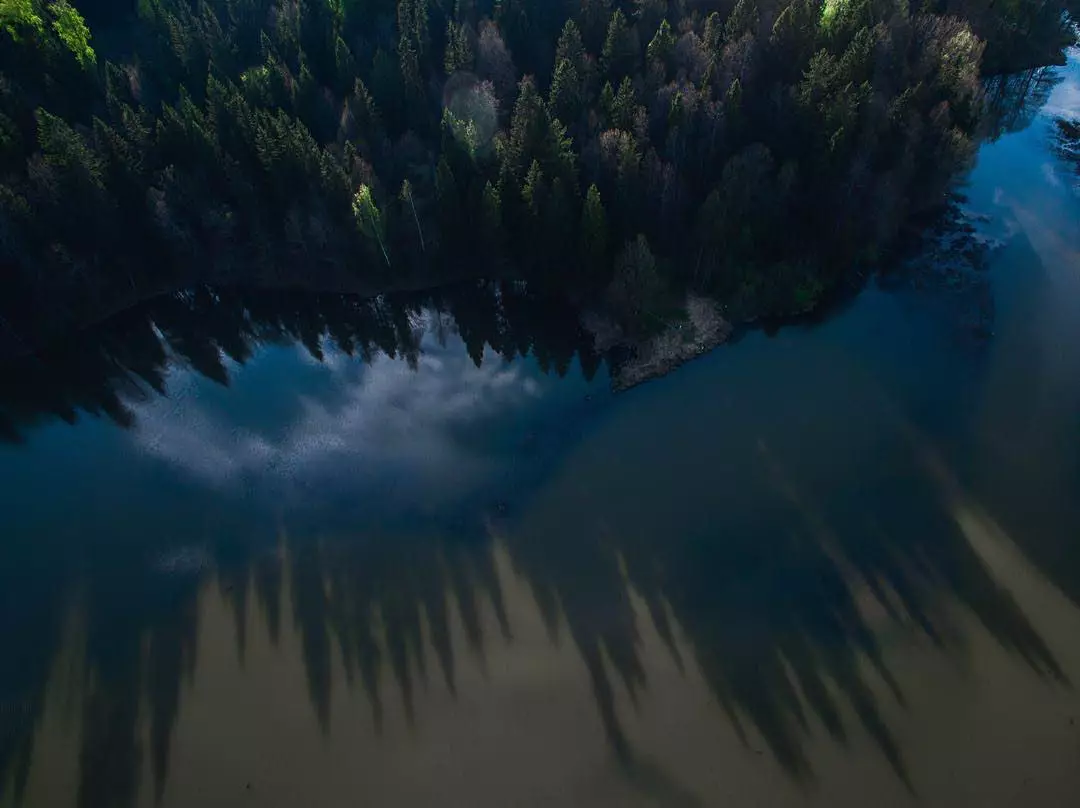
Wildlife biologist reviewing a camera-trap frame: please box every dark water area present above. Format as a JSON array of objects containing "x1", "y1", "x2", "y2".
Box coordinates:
[{"x1": 2, "y1": 54, "x2": 1080, "y2": 807}]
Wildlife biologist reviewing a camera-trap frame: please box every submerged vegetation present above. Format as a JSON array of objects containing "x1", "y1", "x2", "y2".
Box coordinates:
[{"x1": 0, "y1": 0, "x2": 1076, "y2": 350}]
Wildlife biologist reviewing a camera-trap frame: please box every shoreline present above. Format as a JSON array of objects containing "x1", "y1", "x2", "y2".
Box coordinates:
[{"x1": 584, "y1": 296, "x2": 734, "y2": 393}]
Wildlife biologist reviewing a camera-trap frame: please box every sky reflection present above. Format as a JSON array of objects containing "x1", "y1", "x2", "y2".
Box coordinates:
[{"x1": 130, "y1": 315, "x2": 601, "y2": 524}]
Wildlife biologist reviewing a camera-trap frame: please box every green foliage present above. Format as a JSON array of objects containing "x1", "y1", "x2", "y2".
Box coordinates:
[
  {"x1": 351, "y1": 79, "x2": 383, "y2": 136},
  {"x1": 522, "y1": 158, "x2": 544, "y2": 219},
  {"x1": 0, "y1": 111, "x2": 19, "y2": 154},
  {"x1": 607, "y1": 233, "x2": 665, "y2": 327},
  {"x1": 703, "y1": 11, "x2": 723, "y2": 52},
  {"x1": 441, "y1": 107, "x2": 476, "y2": 155},
  {"x1": 770, "y1": 0, "x2": 819, "y2": 67},
  {"x1": 798, "y1": 45, "x2": 872, "y2": 156},
  {"x1": 549, "y1": 58, "x2": 582, "y2": 122},
  {"x1": 601, "y1": 8, "x2": 639, "y2": 79},
  {"x1": 399, "y1": 178, "x2": 425, "y2": 251},
  {"x1": 821, "y1": 0, "x2": 847, "y2": 28},
  {"x1": 504, "y1": 75, "x2": 574, "y2": 186},
  {"x1": 793, "y1": 272, "x2": 824, "y2": 310},
  {"x1": 935, "y1": 23, "x2": 984, "y2": 101},
  {"x1": 240, "y1": 64, "x2": 272, "y2": 99},
  {"x1": 435, "y1": 154, "x2": 460, "y2": 232},
  {"x1": 353, "y1": 184, "x2": 390, "y2": 265},
  {"x1": 36, "y1": 108, "x2": 104, "y2": 191},
  {"x1": 1, "y1": 0, "x2": 44, "y2": 39},
  {"x1": 334, "y1": 37, "x2": 358, "y2": 91},
  {"x1": 555, "y1": 19, "x2": 586, "y2": 72},
  {"x1": 48, "y1": 0, "x2": 95, "y2": 66},
  {"x1": 646, "y1": 19, "x2": 675, "y2": 68},
  {"x1": 444, "y1": 20, "x2": 474, "y2": 74},
  {"x1": 581, "y1": 183, "x2": 607, "y2": 265},
  {"x1": 725, "y1": 0, "x2": 759, "y2": 41},
  {"x1": 397, "y1": 0, "x2": 429, "y2": 97},
  {"x1": 481, "y1": 179, "x2": 501, "y2": 240},
  {"x1": 601, "y1": 76, "x2": 638, "y2": 130}
]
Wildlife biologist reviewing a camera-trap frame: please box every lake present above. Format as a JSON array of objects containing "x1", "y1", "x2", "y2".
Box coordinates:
[{"x1": 2, "y1": 53, "x2": 1080, "y2": 807}]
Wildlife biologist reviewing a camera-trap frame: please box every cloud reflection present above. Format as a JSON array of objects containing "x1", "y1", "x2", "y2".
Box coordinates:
[{"x1": 132, "y1": 317, "x2": 552, "y2": 509}]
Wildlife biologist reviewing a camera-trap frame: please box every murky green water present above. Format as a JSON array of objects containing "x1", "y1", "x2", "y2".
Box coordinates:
[{"x1": 2, "y1": 54, "x2": 1080, "y2": 807}]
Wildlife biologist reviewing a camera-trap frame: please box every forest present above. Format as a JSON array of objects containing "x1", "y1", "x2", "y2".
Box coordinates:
[{"x1": 1, "y1": 0, "x2": 1077, "y2": 352}]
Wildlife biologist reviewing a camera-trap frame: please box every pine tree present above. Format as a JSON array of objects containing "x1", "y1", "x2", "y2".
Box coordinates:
[
  {"x1": 1, "y1": 0, "x2": 44, "y2": 39},
  {"x1": 481, "y1": 179, "x2": 502, "y2": 244},
  {"x1": 725, "y1": 0, "x2": 758, "y2": 42},
  {"x1": 549, "y1": 58, "x2": 581, "y2": 123},
  {"x1": 334, "y1": 36, "x2": 357, "y2": 94},
  {"x1": 600, "y1": 81, "x2": 615, "y2": 122},
  {"x1": 578, "y1": 0, "x2": 612, "y2": 53},
  {"x1": 476, "y1": 19, "x2": 516, "y2": 103},
  {"x1": 48, "y1": 1, "x2": 96, "y2": 67},
  {"x1": 703, "y1": 11, "x2": 723, "y2": 54},
  {"x1": 555, "y1": 18, "x2": 586, "y2": 73},
  {"x1": 399, "y1": 178, "x2": 425, "y2": 251},
  {"x1": 37, "y1": 109, "x2": 105, "y2": 193},
  {"x1": 353, "y1": 184, "x2": 390, "y2": 266},
  {"x1": 601, "y1": 9, "x2": 639, "y2": 80},
  {"x1": 769, "y1": 0, "x2": 819, "y2": 79},
  {"x1": 398, "y1": 37, "x2": 422, "y2": 96},
  {"x1": 505, "y1": 76, "x2": 545, "y2": 179},
  {"x1": 444, "y1": 20, "x2": 474, "y2": 74},
  {"x1": 602, "y1": 76, "x2": 637, "y2": 131},
  {"x1": 352, "y1": 78, "x2": 384, "y2": 137},
  {"x1": 521, "y1": 158, "x2": 544, "y2": 229},
  {"x1": 608, "y1": 233, "x2": 663, "y2": 327},
  {"x1": 580, "y1": 183, "x2": 607, "y2": 267},
  {"x1": 646, "y1": 19, "x2": 675, "y2": 72},
  {"x1": 435, "y1": 155, "x2": 460, "y2": 236},
  {"x1": 397, "y1": 0, "x2": 429, "y2": 97}
]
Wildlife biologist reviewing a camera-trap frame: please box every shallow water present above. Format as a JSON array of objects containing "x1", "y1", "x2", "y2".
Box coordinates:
[{"x1": 2, "y1": 54, "x2": 1080, "y2": 807}]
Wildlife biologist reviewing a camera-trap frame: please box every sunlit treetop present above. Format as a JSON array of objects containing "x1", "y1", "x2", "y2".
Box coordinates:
[
  {"x1": 48, "y1": 0, "x2": 95, "y2": 65},
  {"x1": 0, "y1": 0, "x2": 44, "y2": 39},
  {"x1": 820, "y1": 0, "x2": 848, "y2": 27}
]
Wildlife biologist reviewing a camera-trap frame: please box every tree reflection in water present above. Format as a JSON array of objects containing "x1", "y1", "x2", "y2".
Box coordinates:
[
  {"x1": 0, "y1": 281, "x2": 1073, "y2": 808},
  {"x1": 1054, "y1": 114, "x2": 1080, "y2": 191}
]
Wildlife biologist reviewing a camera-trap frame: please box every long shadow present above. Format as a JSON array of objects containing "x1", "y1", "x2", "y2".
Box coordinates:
[
  {"x1": 287, "y1": 523, "x2": 514, "y2": 733},
  {"x1": 520, "y1": 425, "x2": 1067, "y2": 787},
  {"x1": 0, "y1": 389, "x2": 1071, "y2": 807}
]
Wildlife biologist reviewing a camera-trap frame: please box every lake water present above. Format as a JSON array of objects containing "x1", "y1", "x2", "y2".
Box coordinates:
[{"x1": 2, "y1": 54, "x2": 1080, "y2": 807}]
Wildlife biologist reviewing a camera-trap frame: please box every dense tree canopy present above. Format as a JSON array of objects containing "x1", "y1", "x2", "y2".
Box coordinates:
[{"x1": 0, "y1": 0, "x2": 1076, "y2": 349}]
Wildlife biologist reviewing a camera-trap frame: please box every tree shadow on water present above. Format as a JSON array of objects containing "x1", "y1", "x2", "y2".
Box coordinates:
[
  {"x1": 504, "y1": 426, "x2": 1069, "y2": 792},
  {"x1": 282, "y1": 521, "x2": 516, "y2": 737},
  {"x1": 1, "y1": 426, "x2": 1070, "y2": 806}
]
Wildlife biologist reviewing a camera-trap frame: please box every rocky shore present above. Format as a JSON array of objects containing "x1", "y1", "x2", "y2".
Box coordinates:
[{"x1": 584, "y1": 296, "x2": 733, "y2": 393}]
